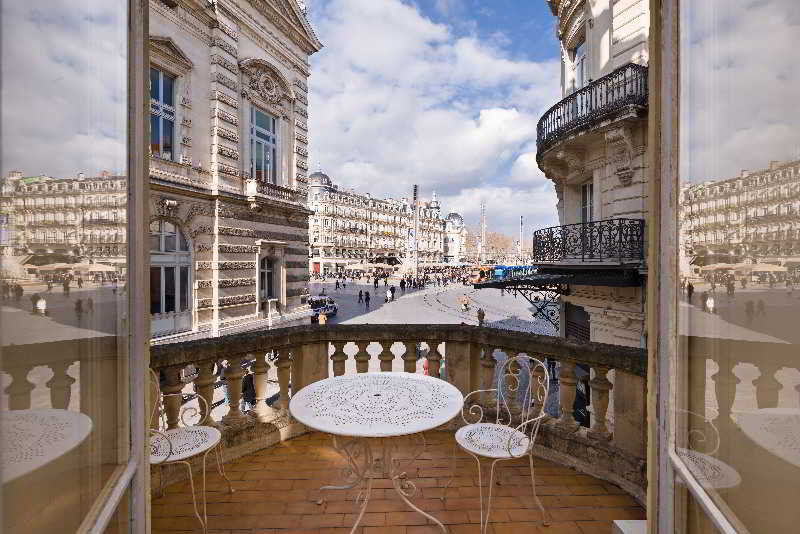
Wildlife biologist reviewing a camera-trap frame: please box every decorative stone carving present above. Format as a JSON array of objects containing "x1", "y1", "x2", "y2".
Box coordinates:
[
  {"x1": 219, "y1": 261, "x2": 257, "y2": 270},
  {"x1": 293, "y1": 79, "x2": 308, "y2": 92},
  {"x1": 196, "y1": 261, "x2": 212, "y2": 270},
  {"x1": 197, "y1": 298, "x2": 213, "y2": 309},
  {"x1": 215, "y1": 21, "x2": 239, "y2": 42},
  {"x1": 295, "y1": 132, "x2": 308, "y2": 144},
  {"x1": 180, "y1": 96, "x2": 192, "y2": 108},
  {"x1": 218, "y1": 278, "x2": 257, "y2": 288},
  {"x1": 213, "y1": 108, "x2": 238, "y2": 126},
  {"x1": 605, "y1": 126, "x2": 635, "y2": 187},
  {"x1": 219, "y1": 226, "x2": 255, "y2": 237},
  {"x1": 217, "y1": 145, "x2": 240, "y2": 160},
  {"x1": 183, "y1": 203, "x2": 213, "y2": 226},
  {"x1": 296, "y1": 159, "x2": 308, "y2": 171},
  {"x1": 214, "y1": 126, "x2": 240, "y2": 143},
  {"x1": 213, "y1": 72, "x2": 238, "y2": 92},
  {"x1": 195, "y1": 243, "x2": 213, "y2": 252},
  {"x1": 295, "y1": 93, "x2": 308, "y2": 105},
  {"x1": 155, "y1": 197, "x2": 180, "y2": 218},
  {"x1": 219, "y1": 244, "x2": 260, "y2": 253},
  {"x1": 295, "y1": 120, "x2": 308, "y2": 131},
  {"x1": 211, "y1": 54, "x2": 239, "y2": 75},
  {"x1": 295, "y1": 107, "x2": 308, "y2": 118},
  {"x1": 211, "y1": 37, "x2": 237, "y2": 58},
  {"x1": 189, "y1": 225, "x2": 212, "y2": 239},
  {"x1": 239, "y1": 58, "x2": 292, "y2": 106},
  {"x1": 181, "y1": 117, "x2": 192, "y2": 127},
  {"x1": 197, "y1": 280, "x2": 213, "y2": 289},
  {"x1": 181, "y1": 136, "x2": 192, "y2": 146},
  {"x1": 295, "y1": 145, "x2": 308, "y2": 157},
  {"x1": 218, "y1": 294, "x2": 257, "y2": 307},
  {"x1": 211, "y1": 89, "x2": 238, "y2": 109},
  {"x1": 217, "y1": 162, "x2": 239, "y2": 177}
]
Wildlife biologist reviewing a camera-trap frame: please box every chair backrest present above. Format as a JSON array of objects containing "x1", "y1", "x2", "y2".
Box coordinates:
[{"x1": 149, "y1": 367, "x2": 211, "y2": 430}]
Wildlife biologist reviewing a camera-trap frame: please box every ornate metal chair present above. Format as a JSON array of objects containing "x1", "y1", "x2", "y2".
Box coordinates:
[
  {"x1": 452, "y1": 354, "x2": 550, "y2": 533},
  {"x1": 149, "y1": 369, "x2": 234, "y2": 533}
]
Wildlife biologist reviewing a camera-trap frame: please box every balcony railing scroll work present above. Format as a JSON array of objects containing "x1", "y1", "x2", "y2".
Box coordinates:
[
  {"x1": 536, "y1": 63, "x2": 648, "y2": 162},
  {"x1": 533, "y1": 218, "x2": 645, "y2": 263}
]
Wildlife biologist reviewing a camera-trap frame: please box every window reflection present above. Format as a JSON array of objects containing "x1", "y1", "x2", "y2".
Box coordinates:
[
  {"x1": 0, "y1": 1, "x2": 129, "y2": 532},
  {"x1": 677, "y1": 1, "x2": 800, "y2": 532}
]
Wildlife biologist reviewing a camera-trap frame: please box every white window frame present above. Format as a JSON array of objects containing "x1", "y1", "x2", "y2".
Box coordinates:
[
  {"x1": 150, "y1": 66, "x2": 176, "y2": 160},
  {"x1": 149, "y1": 220, "x2": 192, "y2": 316},
  {"x1": 250, "y1": 106, "x2": 279, "y2": 185}
]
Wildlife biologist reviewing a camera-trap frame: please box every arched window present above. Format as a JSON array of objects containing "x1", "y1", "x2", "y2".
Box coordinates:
[{"x1": 149, "y1": 220, "x2": 191, "y2": 316}]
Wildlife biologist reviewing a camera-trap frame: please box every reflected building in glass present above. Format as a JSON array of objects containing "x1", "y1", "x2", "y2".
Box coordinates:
[{"x1": 147, "y1": 0, "x2": 322, "y2": 338}]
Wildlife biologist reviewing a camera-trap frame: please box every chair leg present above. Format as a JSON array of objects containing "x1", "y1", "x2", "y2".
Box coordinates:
[
  {"x1": 528, "y1": 452, "x2": 550, "y2": 526},
  {"x1": 483, "y1": 460, "x2": 501, "y2": 534},
  {"x1": 214, "y1": 444, "x2": 235, "y2": 494},
  {"x1": 181, "y1": 460, "x2": 206, "y2": 534}
]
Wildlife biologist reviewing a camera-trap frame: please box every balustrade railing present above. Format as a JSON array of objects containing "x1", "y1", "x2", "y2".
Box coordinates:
[
  {"x1": 257, "y1": 181, "x2": 304, "y2": 204},
  {"x1": 536, "y1": 63, "x2": 648, "y2": 160},
  {"x1": 532, "y1": 218, "x2": 645, "y2": 263}
]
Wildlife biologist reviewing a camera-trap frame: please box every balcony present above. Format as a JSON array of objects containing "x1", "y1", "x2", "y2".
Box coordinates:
[
  {"x1": 3, "y1": 325, "x2": 648, "y2": 531},
  {"x1": 536, "y1": 63, "x2": 648, "y2": 162},
  {"x1": 257, "y1": 181, "x2": 306, "y2": 205},
  {"x1": 532, "y1": 218, "x2": 645, "y2": 264}
]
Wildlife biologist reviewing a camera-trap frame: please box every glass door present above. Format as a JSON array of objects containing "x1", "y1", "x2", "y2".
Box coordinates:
[
  {"x1": 0, "y1": 1, "x2": 148, "y2": 532},
  {"x1": 661, "y1": 1, "x2": 800, "y2": 532}
]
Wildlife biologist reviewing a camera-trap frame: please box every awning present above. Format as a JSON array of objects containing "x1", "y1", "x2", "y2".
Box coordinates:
[{"x1": 475, "y1": 269, "x2": 642, "y2": 290}]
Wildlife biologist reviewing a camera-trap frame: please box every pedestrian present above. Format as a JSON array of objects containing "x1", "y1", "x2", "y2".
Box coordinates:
[
  {"x1": 706, "y1": 293, "x2": 715, "y2": 314},
  {"x1": 384, "y1": 277, "x2": 388, "y2": 287},
  {"x1": 745, "y1": 300, "x2": 755, "y2": 325},
  {"x1": 14, "y1": 283, "x2": 23, "y2": 302},
  {"x1": 365, "y1": 291, "x2": 371, "y2": 308},
  {"x1": 477, "y1": 307, "x2": 485, "y2": 326},
  {"x1": 686, "y1": 281, "x2": 694, "y2": 304},
  {"x1": 757, "y1": 299, "x2": 766, "y2": 317},
  {"x1": 358, "y1": 290, "x2": 363, "y2": 303},
  {"x1": 385, "y1": 288, "x2": 391, "y2": 303},
  {"x1": 63, "y1": 279, "x2": 70, "y2": 297},
  {"x1": 335, "y1": 280, "x2": 340, "y2": 290},
  {"x1": 318, "y1": 311, "x2": 328, "y2": 325},
  {"x1": 241, "y1": 370, "x2": 255, "y2": 412},
  {"x1": 75, "y1": 298, "x2": 84, "y2": 320},
  {"x1": 36, "y1": 295, "x2": 47, "y2": 316},
  {"x1": 390, "y1": 286, "x2": 396, "y2": 301},
  {"x1": 30, "y1": 292, "x2": 40, "y2": 313},
  {"x1": 374, "y1": 278, "x2": 379, "y2": 290},
  {"x1": 343, "y1": 280, "x2": 346, "y2": 290}
]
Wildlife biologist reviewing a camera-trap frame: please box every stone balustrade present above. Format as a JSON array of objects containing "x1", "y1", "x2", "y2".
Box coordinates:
[{"x1": 148, "y1": 324, "x2": 648, "y2": 501}]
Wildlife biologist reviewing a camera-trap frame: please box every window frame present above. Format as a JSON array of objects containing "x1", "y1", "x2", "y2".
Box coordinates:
[
  {"x1": 250, "y1": 106, "x2": 279, "y2": 185},
  {"x1": 150, "y1": 66, "x2": 176, "y2": 160}
]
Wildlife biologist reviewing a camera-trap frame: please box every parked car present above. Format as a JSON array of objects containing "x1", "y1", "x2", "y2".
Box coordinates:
[{"x1": 309, "y1": 296, "x2": 338, "y2": 322}]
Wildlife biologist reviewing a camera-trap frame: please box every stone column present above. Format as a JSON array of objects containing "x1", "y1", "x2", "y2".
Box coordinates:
[
  {"x1": 354, "y1": 341, "x2": 370, "y2": 373},
  {"x1": 250, "y1": 353, "x2": 272, "y2": 422},
  {"x1": 274, "y1": 348, "x2": 292, "y2": 412},
  {"x1": 612, "y1": 370, "x2": 646, "y2": 458},
  {"x1": 222, "y1": 356, "x2": 247, "y2": 425},
  {"x1": 378, "y1": 341, "x2": 394, "y2": 372},
  {"x1": 162, "y1": 366, "x2": 184, "y2": 430},
  {"x1": 426, "y1": 340, "x2": 441, "y2": 378},
  {"x1": 402, "y1": 340, "x2": 418, "y2": 373},
  {"x1": 5, "y1": 365, "x2": 35, "y2": 410},
  {"x1": 556, "y1": 361, "x2": 580, "y2": 432},
  {"x1": 588, "y1": 365, "x2": 612, "y2": 440},
  {"x1": 194, "y1": 360, "x2": 218, "y2": 425},
  {"x1": 330, "y1": 341, "x2": 347, "y2": 376},
  {"x1": 46, "y1": 361, "x2": 76, "y2": 410}
]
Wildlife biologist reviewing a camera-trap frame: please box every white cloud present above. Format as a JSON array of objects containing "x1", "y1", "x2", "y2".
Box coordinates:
[
  {"x1": 308, "y1": 0, "x2": 561, "y2": 236},
  {"x1": 1, "y1": 1, "x2": 128, "y2": 179}
]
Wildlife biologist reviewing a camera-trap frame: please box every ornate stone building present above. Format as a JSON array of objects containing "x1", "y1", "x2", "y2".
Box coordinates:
[
  {"x1": 148, "y1": 0, "x2": 321, "y2": 339},
  {"x1": 0, "y1": 171, "x2": 127, "y2": 265},
  {"x1": 680, "y1": 159, "x2": 800, "y2": 272},
  {"x1": 444, "y1": 212, "x2": 468, "y2": 263},
  {"x1": 307, "y1": 171, "x2": 446, "y2": 274},
  {"x1": 534, "y1": 0, "x2": 650, "y2": 349}
]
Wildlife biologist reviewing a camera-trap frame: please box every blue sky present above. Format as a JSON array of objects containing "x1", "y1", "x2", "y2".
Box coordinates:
[{"x1": 306, "y1": 0, "x2": 562, "y2": 239}]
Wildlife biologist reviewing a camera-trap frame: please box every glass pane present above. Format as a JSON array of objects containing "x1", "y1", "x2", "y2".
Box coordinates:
[
  {"x1": 150, "y1": 267, "x2": 162, "y2": 314},
  {"x1": 255, "y1": 141, "x2": 264, "y2": 181},
  {"x1": 162, "y1": 118, "x2": 173, "y2": 161},
  {"x1": 1, "y1": 1, "x2": 131, "y2": 529},
  {"x1": 677, "y1": 1, "x2": 800, "y2": 532},
  {"x1": 255, "y1": 108, "x2": 269, "y2": 130},
  {"x1": 179, "y1": 266, "x2": 189, "y2": 312},
  {"x1": 150, "y1": 114, "x2": 160, "y2": 156},
  {"x1": 149, "y1": 232, "x2": 160, "y2": 252},
  {"x1": 164, "y1": 267, "x2": 176, "y2": 314},
  {"x1": 150, "y1": 67, "x2": 159, "y2": 101},
  {"x1": 270, "y1": 146, "x2": 278, "y2": 185},
  {"x1": 162, "y1": 72, "x2": 174, "y2": 107},
  {"x1": 178, "y1": 228, "x2": 188, "y2": 251}
]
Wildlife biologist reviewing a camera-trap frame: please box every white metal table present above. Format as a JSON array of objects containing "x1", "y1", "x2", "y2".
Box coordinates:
[
  {"x1": 1, "y1": 409, "x2": 93, "y2": 483},
  {"x1": 289, "y1": 372, "x2": 464, "y2": 534}
]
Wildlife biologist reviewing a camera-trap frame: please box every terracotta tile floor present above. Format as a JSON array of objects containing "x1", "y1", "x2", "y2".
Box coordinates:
[{"x1": 152, "y1": 431, "x2": 644, "y2": 534}]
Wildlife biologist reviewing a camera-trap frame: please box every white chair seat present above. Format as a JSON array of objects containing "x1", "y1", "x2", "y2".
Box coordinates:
[
  {"x1": 150, "y1": 426, "x2": 221, "y2": 464},
  {"x1": 455, "y1": 423, "x2": 531, "y2": 459}
]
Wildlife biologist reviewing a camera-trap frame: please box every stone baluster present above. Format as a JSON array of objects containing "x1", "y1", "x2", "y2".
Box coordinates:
[
  {"x1": 402, "y1": 340, "x2": 418, "y2": 373},
  {"x1": 331, "y1": 341, "x2": 348, "y2": 377},
  {"x1": 754, "y1": 362, "x2": 782, "y2": 409},
  {"x1": 46, "y1": 361, "x2": 76, "y2": 410},
  {"x1": 162, "y1": 366, "x2": 184, "y2": 430},
  {"x1": 480, "y1": 345, "x2": 497, "y2": 409},
  {"x1": 588, "y1": 365, "x2": 612, "y2": 440},
  {"x1": 251, "y1": 352, "x2": 271, "y2": 421},
  {"x1": 530, "y1": 358, "x2": 549, "y2": 421},
  {"x1": 5, "y1": 365, "x2": 35, "y2": 410},
  {"x1": 354, "y1": 341, "x2": 370, "y2": 373},
  {"x1": 556, "y1": 361, "x2": 580, "y2": 432},
  {"x1": 194, "y1": 360, "x2": 218, "y2": 425},
  {"x1": 427, "y1": 340, "x2": 442, "y2": 379},
  {"x1": 274, "y1": 348, "x2": 292, "y2": 412},
  {"x1": 222, "y1": 356, "x2": 247, "y2": 424},
  {"x1": 378, "y1": 342, "x2": 394, "y2": 372}
]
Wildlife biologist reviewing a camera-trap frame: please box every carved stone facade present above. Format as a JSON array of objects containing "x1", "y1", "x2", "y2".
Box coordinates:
[
  {"x1": 538, "y1": 0, "x2": 650, "y2": 351},
  {"x1": 148, "y1": 0, "x2": 322, "y2": 340}
]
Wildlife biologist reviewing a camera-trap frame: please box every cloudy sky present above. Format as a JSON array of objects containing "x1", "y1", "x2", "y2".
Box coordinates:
[{"x1": 305, "y1": 0, "x2": 562, "y2": 238}]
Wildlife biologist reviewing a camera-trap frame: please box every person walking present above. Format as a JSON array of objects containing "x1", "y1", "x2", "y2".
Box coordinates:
[
  {"x1": 318, "y1": 312, "x2": 328, "y2": 325},
  {"x1": 63, "y1": 279, "x2": 71, "y2": 297},
  {"x1": 30, "y1": 292, "x2": 40, "y2": 313},
  {"x1": 335, "y1": 280, "x2": 340, "y2": 291},
  {"x1": 686, "y1": 281, "x2": 694, "y2": 304},
  {"x1": 390, "y1": 286, "x2": 396, "y2": 301},
  {"x1": 477, "y1": 307, "x2": 485, "y2": 327},
  {"x1": 358, "y1": 290, "x2": 363, "y2": 303},
  {"x1": 745, "y1": 300, "x2": 755, "y2": 326},
  {"x1": 365, "y1": 291, "x2": 371, "y2": 308},
  {"x1": 14, "y1": 283, "x2": 23, "y2": 302},
  {"x1": 74, "y1": 299, "x2": 84, "y2": 321},
  {"x1": 385, "y1": 288, "x2": 391, "y2": 303},
  {"x1": 374, "y1": 278, "x2": 379, "y2": 290}
]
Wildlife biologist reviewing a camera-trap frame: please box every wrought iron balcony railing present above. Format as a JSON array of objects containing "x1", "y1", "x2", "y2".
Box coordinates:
[
  {"x1": 536, "y1": 63, "x2": 648, "y2": 161},
  {"x1": 532, "y1": 218, "x2": 645, "y2": 263}
]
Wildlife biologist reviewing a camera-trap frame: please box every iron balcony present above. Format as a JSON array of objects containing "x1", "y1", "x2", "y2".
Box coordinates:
[{"x1": 532, "y1": 218, "x2": 645, "y2": 264}]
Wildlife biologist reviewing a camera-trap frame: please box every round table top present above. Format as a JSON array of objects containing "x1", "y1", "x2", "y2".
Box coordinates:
[
  {"x1": 736, "y1": 408, "x2": 800, "y2": 468},
  {"x1": 676, "y1": 447, "x2": 742, "y2": 490},
  {"x1": 289, "y1": 372, "x2": 464, "y2": 438},
  {"x1": 1, "y1": 409, "x2": 93, "y2": 483}
]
